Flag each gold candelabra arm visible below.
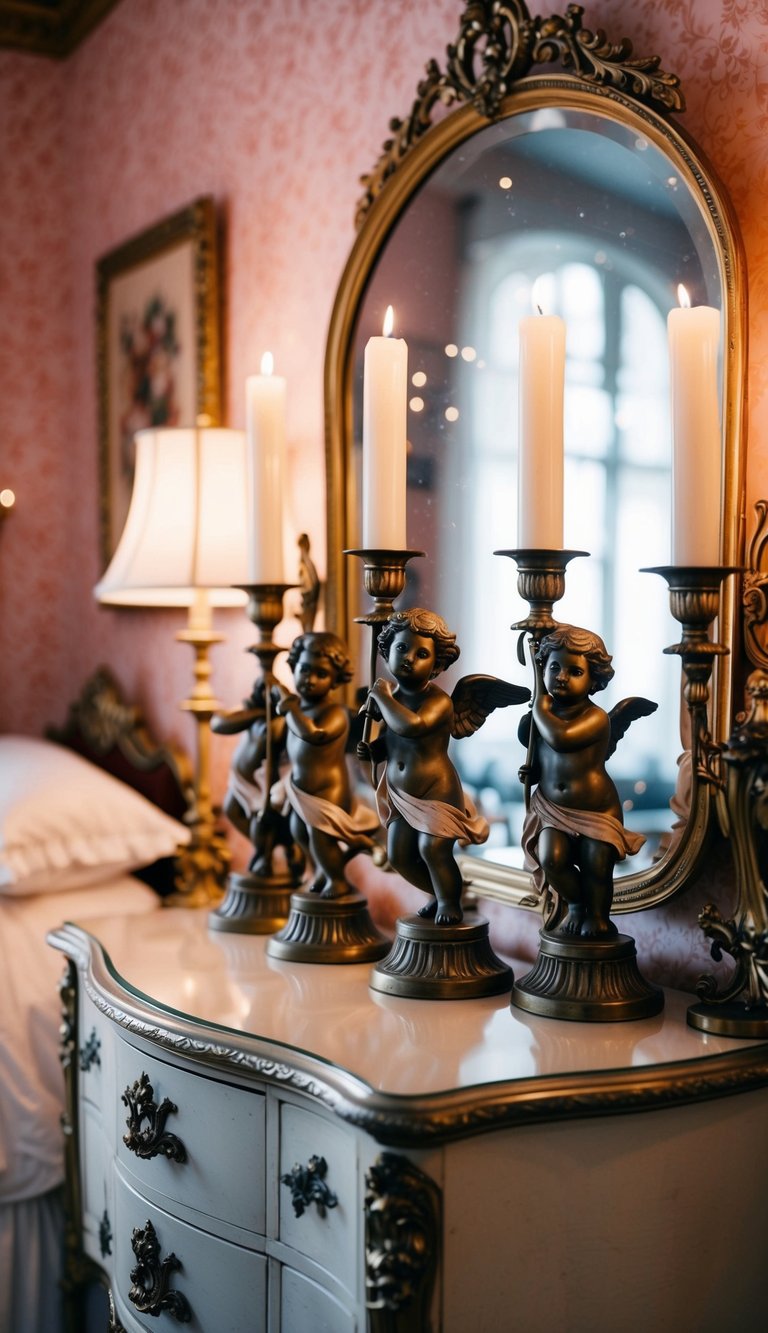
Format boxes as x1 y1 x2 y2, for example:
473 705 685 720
644 566 737 791
684 507 768 1036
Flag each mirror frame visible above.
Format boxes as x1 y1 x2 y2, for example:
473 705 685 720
324 0 747 912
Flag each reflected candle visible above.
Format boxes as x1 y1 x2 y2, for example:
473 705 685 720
668 287 721 565
517 312 566 549
362 306 408 549
245 353 286 582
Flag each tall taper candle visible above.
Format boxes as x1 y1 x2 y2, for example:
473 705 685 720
246 352 286 582
668 287 721 565
518 312 566 549
362 306 408 549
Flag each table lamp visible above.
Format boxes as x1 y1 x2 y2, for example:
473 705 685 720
95 425 249 906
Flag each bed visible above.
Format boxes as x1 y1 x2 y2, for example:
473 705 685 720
0 668 193 1333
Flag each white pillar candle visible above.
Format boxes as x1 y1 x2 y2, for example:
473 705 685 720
362 306 408 549
668 289 721 565
517 313 566 549
245 353 286 582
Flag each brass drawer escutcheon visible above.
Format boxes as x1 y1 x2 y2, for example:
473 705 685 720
122 1072 187 1162
281 1154 339 1218
128 1218 192 1322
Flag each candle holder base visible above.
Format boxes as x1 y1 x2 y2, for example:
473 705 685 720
511 929 663 1022
687 999 768 1039
208 870 295 935
369 914 513 1000
266 892 390 964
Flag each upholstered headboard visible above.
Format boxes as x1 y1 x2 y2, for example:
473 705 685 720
47 665 193 892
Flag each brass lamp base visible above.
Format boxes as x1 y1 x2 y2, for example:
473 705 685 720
266 892 390 964
369 914 513 1000
208 870 294 935
512 930 663 1022
687 1001 768 1039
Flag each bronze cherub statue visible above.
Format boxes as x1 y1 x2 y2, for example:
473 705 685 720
358 606 530 925
276 631 379 898
212 678 304 884
519 624 657 938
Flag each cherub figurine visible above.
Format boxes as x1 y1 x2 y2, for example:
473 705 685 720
211 679 303 882
359 607 530 925
519 624 656 939
276 631 379 898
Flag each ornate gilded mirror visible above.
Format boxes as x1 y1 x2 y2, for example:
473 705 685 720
325 1 746 912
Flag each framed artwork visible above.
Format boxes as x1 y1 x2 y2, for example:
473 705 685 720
96 196 221 563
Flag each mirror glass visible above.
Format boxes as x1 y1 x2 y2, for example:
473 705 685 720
345 105 724 889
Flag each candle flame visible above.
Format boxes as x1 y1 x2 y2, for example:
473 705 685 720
260 351 274 376
677 284 691 309
531 275 548 315
382 305 394 337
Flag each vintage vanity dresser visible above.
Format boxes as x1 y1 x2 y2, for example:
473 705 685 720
49 1 768 1328
49 910 768 1332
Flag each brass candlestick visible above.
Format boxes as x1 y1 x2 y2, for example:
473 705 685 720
645 565 736 790
209 582 300 934
656 534 767 1036
346 547 425 745
167 598 230 908
503 548 663 1022
495 546 588 655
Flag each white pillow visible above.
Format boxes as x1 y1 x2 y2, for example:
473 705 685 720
0 736 189 896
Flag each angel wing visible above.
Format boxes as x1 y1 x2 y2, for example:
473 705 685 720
607 697 658 759
451 674 531 740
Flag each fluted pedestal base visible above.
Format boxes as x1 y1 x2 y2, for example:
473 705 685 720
512 930 663 1022
266 892 390 964
687 1000 768 1038
208 870 294 935
369 914 513 1000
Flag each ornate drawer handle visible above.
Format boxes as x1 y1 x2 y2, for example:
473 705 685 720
281 1154 339 1218
79 1027 101 1071
99 1208 112 1258
128 1219 192 1323
122 1072 187 1163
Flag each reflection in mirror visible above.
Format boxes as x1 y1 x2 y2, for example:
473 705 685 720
348 108 723 883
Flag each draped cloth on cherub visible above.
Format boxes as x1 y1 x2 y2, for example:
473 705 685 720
376 774 490 846
286 777 379 843
522 788 645 892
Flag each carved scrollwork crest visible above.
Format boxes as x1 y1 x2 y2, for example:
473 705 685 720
280 1154 339 1218
365 1151 441 1332
122 1072 187 1162
356 0 683 226
128 1219 192 1322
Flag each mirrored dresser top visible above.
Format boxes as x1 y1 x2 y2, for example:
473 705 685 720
53 907 768 1106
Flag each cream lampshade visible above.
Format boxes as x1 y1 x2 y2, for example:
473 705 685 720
95 427 249 608
95 426 251 908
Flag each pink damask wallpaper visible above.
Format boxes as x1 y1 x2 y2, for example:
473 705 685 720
2 0 768 983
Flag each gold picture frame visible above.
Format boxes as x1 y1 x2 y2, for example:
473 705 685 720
96 195 221 564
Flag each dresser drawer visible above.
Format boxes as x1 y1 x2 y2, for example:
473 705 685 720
113 1177 267 1333
281 1266 358 1332
115 1041 266 1233
278 1102 358 1295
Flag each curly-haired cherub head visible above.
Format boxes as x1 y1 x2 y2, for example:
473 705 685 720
377 608 460 679
287 632 354 685
536 624 614 693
